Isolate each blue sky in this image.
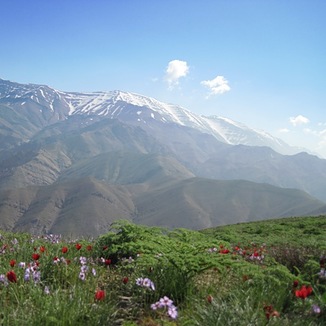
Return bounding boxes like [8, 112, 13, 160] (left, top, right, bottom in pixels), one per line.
[1, 0, 326, 157]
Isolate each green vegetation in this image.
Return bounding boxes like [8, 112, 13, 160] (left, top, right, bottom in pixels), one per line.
[0, 216, 326, 325]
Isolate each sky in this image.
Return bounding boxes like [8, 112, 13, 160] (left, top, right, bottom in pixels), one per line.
[1, 0, 326, 157]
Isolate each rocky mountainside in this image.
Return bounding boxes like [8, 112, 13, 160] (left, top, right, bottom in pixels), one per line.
[0, 78, 325, 236]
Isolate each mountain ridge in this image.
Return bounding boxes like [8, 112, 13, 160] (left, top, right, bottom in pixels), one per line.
[0, 78, 303, 155]
[1, 77, 326, 236]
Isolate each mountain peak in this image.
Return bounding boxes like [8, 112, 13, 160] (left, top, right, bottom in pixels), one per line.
[0, 78, 305, 155]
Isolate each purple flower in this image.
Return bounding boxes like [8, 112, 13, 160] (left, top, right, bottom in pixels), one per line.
[159, 296, 173, 307]
[136, 277, 155, 290]
[312, 304, 321, 314]
[79, 272, 86, 281]
[168, 305, 178, 319]
[151, 296, 178, 320]
[151, 302, 161, 310]
[0, 274, 8, 286]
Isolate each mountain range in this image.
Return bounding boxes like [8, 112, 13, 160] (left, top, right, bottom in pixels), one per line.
[0, 78, 325, 236]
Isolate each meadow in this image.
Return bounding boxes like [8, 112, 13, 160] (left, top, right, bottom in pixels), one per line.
[0, 216, 326, 325]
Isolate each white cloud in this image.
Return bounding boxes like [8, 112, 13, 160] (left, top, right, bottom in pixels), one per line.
[289, 115, 310, 126]
[165, 60, 189, 89]
[201, 75, 231, 96]
[278, 128, 290, 133]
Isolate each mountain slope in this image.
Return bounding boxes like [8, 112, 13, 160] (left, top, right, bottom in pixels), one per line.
[1, 78, 326, 236]
[0, 177, 135, 237]
[0, 78, 300, 155]
[133, 178, 325, 230]
[0, 175, 323, 237]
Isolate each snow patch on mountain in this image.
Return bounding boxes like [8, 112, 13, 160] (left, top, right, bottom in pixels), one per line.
[0, 78, 305, 155]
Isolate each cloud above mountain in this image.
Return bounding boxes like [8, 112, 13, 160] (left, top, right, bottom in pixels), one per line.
[165, 60, 189, 89]
[289, 115, 310, 126]
[201, 75, 231, 96]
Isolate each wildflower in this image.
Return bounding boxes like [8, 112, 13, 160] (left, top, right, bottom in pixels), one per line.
[6, 270, 17, 283]
[160, 296, 173, 307]
[293, 280, 299, 288]
[264, 305, 273, 320]
[136, 277, 155, 290]
[295, 285, 313, 299]
[312, 304, 321, 314]
[40, 246, 46, 253]
[24, 270, 30, 282]
[79, 256, 87, 265]
[122, 277, 129, 284]
[319, 268, 326, 279]
[168, 305, 178, 319]
[86, 245, 92, 251]
[44, 286, 50, 295]
[79, 272, 86, 281]
[32, 253, 40, 261]
[151, 301, 161, 310]
[61, 246, 68, 254]
[151, 296, 177, 319]
[219, 249, 230, 254]
[33, 271, 41, 283]
[105, 259, 111, 266]
[9, 259, 16, 267]
[81, 265, 88, 273]
[18, 262, 26, 268]
[92, 268, 96, 277]
[0, 274, 9, 286]
[94, 289, 106, 301]
[207, 295, 213, 303]
[53, 256, 60, 264]
[75, 243, 82, 250]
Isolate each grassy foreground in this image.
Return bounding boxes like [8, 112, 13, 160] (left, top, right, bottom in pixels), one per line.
[0, 216, 326, 325]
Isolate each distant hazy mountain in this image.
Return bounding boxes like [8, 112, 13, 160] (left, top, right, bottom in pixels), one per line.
[0, 78, 325, 236]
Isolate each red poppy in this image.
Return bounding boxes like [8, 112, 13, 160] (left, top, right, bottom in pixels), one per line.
[295, 285, 313, 299]
[102, 246, 108, 251]
[105, 259, 111, 266]
[40, 246, 46, 253]
[293, 280, 299, 288]
[9, 259, 16, 267]
[53, 256, 60, 263]
[61, 246, 68, 254]
[94, 289, 106, 301]
[7, 270, 17, 283]
[219, 249, 230, 254]
[75, 243, 82, 250]
[207, 295, 213, 303]
[32, 253, 40, 261]
[86, 245, 92, 251]
[122, 277, 129, 284]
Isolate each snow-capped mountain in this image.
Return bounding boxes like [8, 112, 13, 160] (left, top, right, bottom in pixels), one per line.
[0, 78, 299, 154]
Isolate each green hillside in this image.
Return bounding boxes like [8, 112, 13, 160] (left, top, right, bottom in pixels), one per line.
[0, 216, 325, 325]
